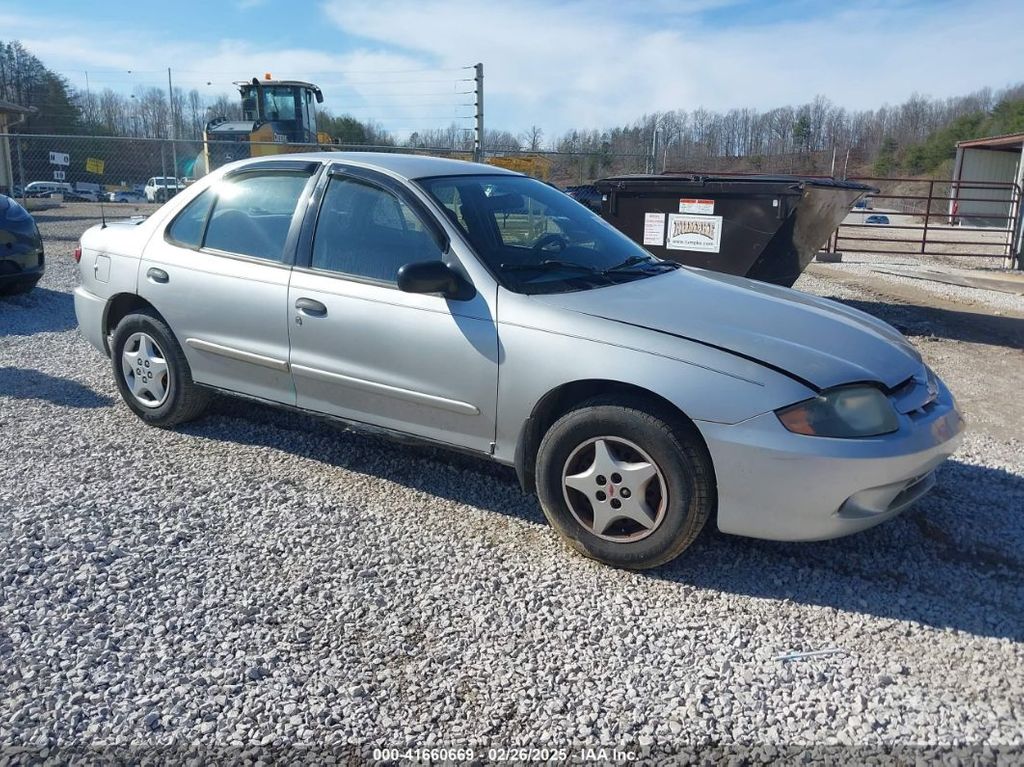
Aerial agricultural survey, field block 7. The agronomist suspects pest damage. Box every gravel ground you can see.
[822,249,1024,316]
[1,206,1023,762]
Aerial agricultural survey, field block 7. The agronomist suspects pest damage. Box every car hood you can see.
[534,267,921,390]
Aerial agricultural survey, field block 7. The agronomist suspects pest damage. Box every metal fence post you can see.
[15,134,26,203]
[1011,184,1023,270]
[921,180,933,255]
[473,63,484,164]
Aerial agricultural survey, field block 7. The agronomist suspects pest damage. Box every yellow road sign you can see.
[85,157,105,174]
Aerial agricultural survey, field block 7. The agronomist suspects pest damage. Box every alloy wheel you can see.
[120,331,170,408]
[561,436,668,542]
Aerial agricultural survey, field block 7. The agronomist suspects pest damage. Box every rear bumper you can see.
[0,257,44,286]
[0,270,42,290]
[73,285,109,355]
[698,380,964,541]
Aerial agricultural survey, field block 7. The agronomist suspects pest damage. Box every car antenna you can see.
[99,195,107,229]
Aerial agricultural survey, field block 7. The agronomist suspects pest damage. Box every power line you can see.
[363,115,476,121]
[323,101,477,109]
[69,65,474,76]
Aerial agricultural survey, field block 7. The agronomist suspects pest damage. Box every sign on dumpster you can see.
[85,158,105,174]
[678,198,715,215]
[666,213,723,253]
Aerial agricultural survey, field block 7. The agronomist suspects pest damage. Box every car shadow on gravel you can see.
[188,397,546,525]
[0,367,113,408]
[829,296,1024,351]
[0,288,77,335]
[189,397,1024,641]
[653,459,1024,642]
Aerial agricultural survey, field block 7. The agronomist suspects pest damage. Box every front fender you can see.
[494,290,814,465]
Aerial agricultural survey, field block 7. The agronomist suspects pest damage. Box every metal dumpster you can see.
[592,174,876,287]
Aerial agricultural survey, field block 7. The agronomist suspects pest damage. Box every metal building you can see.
[950,132,1024,266]
[0,100,35,196]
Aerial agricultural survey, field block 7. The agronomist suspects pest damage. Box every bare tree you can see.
[521,124,544,151]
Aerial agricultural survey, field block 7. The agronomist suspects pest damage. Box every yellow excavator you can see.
[198,73,332,175]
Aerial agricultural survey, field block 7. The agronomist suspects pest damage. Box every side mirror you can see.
[397,260,475,301]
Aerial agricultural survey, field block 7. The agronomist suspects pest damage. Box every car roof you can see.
[227,151,521,180]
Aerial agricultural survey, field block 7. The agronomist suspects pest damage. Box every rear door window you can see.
[166,191,214,249]
[203,172,311,262]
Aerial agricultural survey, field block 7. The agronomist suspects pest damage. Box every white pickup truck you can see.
[143,176,185,203]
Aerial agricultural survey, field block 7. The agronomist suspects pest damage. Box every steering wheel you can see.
[531,233,569,256]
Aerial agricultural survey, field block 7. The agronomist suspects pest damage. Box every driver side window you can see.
[311,176,444,284]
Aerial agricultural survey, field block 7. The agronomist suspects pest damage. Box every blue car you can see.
[865,214,890,225]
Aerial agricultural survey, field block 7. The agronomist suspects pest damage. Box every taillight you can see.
[73,245,82,263]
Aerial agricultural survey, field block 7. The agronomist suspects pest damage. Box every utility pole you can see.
[474,63,484,164]
[167,68,179,182]
[84,71,92,133]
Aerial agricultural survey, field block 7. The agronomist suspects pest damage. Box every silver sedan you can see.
[73,153,964,569]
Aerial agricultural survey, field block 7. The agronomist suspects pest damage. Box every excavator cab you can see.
[238,77,324,144]
[198,74,328,174]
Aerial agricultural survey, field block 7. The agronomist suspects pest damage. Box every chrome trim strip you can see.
[290,363,480,416]
[184,338,289,372]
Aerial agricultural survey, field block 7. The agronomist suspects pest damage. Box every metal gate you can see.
[825,177,1022,268]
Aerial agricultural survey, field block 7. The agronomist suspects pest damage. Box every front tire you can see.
[536,397,714,569]
[110,310,210,427]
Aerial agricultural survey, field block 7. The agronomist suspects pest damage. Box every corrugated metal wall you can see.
[956,148,1020,224]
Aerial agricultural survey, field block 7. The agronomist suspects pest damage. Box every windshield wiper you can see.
[601,255,681,275]
[500,259,606,276]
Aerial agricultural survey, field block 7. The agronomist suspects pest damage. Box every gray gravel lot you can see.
[1,205,1023,761]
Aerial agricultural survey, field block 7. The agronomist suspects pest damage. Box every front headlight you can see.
[776,385,899,438]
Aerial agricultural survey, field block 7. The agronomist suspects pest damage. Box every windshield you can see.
[262,87,296,121]
[240,85,297,122]
[418,174,676,294]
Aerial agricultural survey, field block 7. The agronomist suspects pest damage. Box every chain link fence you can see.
[0,133,649,203]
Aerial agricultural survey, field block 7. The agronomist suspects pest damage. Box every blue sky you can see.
[3,0,1022,140]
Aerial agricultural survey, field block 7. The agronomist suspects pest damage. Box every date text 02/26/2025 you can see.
[373,746,640,762]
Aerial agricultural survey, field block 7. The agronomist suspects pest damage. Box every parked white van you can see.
[24,181,73,197]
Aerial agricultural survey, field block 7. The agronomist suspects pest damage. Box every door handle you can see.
[146,267,169,284]
[295,297,327,317]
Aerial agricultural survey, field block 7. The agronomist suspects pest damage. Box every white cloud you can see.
[3,0,1023,140]
[321,0,1024,134]
[4,13,454,133]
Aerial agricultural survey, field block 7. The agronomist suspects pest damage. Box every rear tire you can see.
[110,310,210,427]
[536,396,714,569]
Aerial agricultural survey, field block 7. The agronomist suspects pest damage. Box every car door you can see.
[287,165,499,454]
[138,161,320,405]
